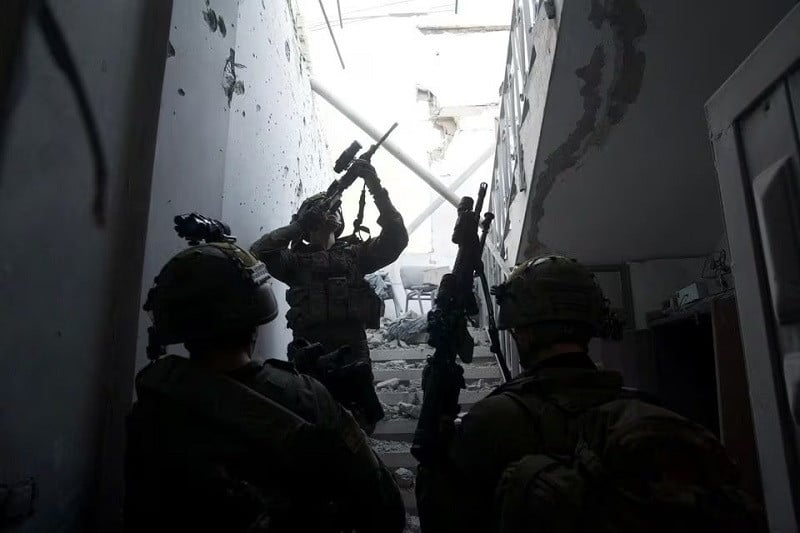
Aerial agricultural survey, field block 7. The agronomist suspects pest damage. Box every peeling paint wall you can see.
[137,0,329,369]
[513,0,797,265]
[0,2,171,530]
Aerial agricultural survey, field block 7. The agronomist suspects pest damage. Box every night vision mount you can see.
[174,213,237,245]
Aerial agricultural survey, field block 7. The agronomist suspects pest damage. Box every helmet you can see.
[296,193,344,238]
[143,242,278,357]
[493,256,608,333]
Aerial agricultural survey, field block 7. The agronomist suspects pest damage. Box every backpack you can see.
[491,370,761,533]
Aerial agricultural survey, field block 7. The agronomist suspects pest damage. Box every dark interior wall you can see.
[0,2,171,530]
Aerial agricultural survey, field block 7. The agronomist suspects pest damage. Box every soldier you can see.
[125,236,405,532]
[251,159,409,434]
[416,256,760,533]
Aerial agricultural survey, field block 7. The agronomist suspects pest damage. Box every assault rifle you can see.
[411,183,511,468]
[324,122,398,219]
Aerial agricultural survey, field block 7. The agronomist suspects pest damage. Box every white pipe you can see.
[406,145,494,235]
[310,78,460,207]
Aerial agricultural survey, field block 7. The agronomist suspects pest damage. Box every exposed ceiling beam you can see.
[406,145,494,235]
[311,78,460,207]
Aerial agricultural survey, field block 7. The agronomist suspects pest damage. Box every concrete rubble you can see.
[397,401,422,419]
[368,438,411,454]
[367,311,494,349]
[404,515,421,533]
[393,467,415,489]
[376,378,401,390]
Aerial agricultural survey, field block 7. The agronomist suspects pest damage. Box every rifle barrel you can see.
[363,122,398,159]
[474,182,488,214]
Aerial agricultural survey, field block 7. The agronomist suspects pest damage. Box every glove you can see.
[349,159,381,191]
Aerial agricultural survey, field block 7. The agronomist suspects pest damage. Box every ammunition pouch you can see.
[286,278,383,330]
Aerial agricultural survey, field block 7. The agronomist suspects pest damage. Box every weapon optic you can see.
[324,122,398,216]
[174,213,236,245]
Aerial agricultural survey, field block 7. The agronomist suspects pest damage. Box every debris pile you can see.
[367,312,493,350]
[365,271,393,300]
[368,438,411,454]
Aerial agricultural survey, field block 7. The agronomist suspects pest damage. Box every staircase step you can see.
[377,389,488,407]
[379,451,418,470]
[373,419,419,441]
[371,345,494,362]
[373,365,501,382]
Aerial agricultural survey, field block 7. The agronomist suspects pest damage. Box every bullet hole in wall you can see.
[203,8,218,32]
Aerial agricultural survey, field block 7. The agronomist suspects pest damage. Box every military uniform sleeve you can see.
[357,188,409,274]
[307,378,406,533]
[249,222,303,283]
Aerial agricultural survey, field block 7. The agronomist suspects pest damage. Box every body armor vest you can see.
[285,241,383,331]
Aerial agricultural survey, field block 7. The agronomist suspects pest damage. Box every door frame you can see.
[705,4,800,530]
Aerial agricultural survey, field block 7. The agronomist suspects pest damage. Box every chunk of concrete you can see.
[376,378,400,390]
[397,401,421,419]
[394,467,415,489]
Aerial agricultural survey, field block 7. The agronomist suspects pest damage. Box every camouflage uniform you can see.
[125,238,405,532]
[251,181,408,430]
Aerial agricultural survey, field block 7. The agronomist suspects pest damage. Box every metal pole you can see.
[317,0,345,69]
[311,78,460,207]
[406,145,493,235]
[336,0,343,28]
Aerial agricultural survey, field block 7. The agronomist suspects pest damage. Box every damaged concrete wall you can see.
[513,0,796,265]
[0,2,171,530]
[221,0,330,357]
[137,0,329,367]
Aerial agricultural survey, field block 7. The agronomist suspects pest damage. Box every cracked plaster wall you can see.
[513,0,796,267]
[137,0,329,371]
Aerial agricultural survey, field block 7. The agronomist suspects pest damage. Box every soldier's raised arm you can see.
[349,160,409,274]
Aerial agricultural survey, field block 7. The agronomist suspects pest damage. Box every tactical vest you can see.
[285,242,383,331]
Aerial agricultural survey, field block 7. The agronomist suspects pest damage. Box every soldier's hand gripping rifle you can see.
[411,183,512,467]
[322,123,398,236]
